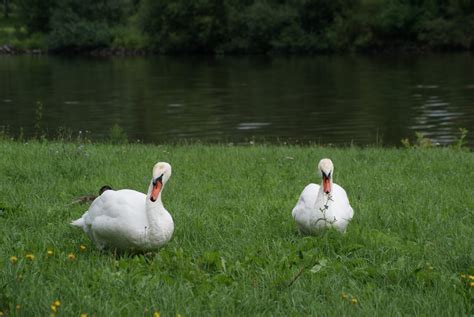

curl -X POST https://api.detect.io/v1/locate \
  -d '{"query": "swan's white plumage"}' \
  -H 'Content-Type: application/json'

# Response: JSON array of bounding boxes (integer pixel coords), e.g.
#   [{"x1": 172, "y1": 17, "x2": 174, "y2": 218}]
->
[
  {"x1": 292, "y1": 159, "x2": 353, "y2": 234},
  {"x1": 71, "y1": 162, "x2": 174, "y2": 251}
]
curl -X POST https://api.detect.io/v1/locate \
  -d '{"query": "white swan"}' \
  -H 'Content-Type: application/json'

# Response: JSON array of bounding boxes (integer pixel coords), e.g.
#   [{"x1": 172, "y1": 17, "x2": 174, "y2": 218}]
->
[
  {"x1": 292, "y1": 158, "x2": 353, "y2": 234},
  {"x1": 71, "y1": 162, "x2": 174, "y2": 251}
]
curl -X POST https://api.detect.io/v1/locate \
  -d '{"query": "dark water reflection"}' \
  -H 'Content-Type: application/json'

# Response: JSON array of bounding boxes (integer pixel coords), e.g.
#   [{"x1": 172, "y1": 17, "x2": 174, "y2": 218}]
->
[{"x1": 1, "y1": 54, "x2": 473, "y2": 147}]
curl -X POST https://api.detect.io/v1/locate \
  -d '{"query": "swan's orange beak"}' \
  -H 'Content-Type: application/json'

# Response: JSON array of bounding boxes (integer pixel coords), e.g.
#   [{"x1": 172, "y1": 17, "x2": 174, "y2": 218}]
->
[
  {"x1": 150, "y1": 178, "x2": 162, "y2": 202},
  {"x1": 323, "y1": 173, "x2": 331, "y2": 194}
]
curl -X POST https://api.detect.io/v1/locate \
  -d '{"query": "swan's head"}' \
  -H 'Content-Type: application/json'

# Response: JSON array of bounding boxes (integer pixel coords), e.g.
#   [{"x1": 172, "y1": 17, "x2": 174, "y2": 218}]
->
[
  {"x1": 150, "y1": 162, "x2": 172, "y2": 202},
  {"x1": 318, "y1": 158, "x2": 334, "y2": 194}
]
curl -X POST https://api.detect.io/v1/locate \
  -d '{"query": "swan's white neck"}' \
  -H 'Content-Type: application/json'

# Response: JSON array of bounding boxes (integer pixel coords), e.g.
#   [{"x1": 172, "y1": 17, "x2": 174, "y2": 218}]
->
[{"x1": 145, "y1": 183, "x2": 169, "y2": 240}]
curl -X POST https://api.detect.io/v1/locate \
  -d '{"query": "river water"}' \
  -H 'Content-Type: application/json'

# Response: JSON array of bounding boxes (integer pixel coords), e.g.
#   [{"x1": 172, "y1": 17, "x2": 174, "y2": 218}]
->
[{"x1": 1, "y1": 54, "x2": 473, "y2": 147}]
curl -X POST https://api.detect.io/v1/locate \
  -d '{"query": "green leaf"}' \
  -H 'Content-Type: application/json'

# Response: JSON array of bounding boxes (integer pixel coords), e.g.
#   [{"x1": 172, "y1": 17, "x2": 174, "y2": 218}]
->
[{"x1": 310, "y1": 259, "x2": 328, "y2": 273}]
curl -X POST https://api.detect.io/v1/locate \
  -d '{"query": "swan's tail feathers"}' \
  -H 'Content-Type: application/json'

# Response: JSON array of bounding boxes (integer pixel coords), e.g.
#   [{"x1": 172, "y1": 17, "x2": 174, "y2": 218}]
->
[
  {"x1": 71, "y1": 217, "x2": 85, "y2": 228},
  {"x1": 99, "y1": 185, "x2": 112, "y2": 195}
]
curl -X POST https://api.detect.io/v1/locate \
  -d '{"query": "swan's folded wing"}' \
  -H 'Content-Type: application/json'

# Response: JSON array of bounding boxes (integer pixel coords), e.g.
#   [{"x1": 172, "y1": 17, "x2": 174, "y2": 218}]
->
[
  {"x1": 83, "y1": 189, "x2": 148, "y2": 247},
  {"x1": 85, "y1": 189, "x2": 146, "y2": 221},
  {"x1": 332, "y1": 183, "x2": 354, "y2": 221},
  {"x1": 292, "y1": 183, "x2": 319, "y2": 218}
]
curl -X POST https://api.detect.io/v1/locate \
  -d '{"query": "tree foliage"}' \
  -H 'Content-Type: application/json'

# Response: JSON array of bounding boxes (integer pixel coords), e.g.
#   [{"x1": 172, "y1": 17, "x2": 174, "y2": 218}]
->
[
  {"x1": 17, "y1": 0, "x2": 54, "y2": 33},
  {"x1": 137, "y1": 0, "x2": 228, "y2": 53},
  {"x1": 14, "y1": 0, "x2": 474, "y2": 53}
]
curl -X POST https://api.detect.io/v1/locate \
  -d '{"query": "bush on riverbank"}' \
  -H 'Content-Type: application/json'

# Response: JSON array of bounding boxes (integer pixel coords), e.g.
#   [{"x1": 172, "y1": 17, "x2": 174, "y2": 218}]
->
[
  {"x1": 0, "y1": 140, "x2": 473, "y2": 315},
  {"x1": 1, "y1": 0, "x2": 474, "y2": 54}
]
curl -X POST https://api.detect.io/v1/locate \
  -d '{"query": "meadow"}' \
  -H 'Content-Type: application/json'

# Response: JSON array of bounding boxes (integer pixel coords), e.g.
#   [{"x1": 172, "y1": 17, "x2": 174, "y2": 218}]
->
[{"x1": 0, "y1": 140, "x2": 473, "y2": 316}]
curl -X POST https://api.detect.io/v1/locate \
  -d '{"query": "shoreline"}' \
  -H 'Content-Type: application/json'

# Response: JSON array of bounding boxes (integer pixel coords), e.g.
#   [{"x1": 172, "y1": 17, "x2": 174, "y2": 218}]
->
[{"x1": 1, "y1": 43, "x2": 473, "y2": 57}]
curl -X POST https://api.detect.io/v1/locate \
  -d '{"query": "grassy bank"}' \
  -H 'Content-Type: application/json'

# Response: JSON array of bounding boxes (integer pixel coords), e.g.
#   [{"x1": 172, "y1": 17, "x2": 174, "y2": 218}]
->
[
  {"x1": 0, "y1": 16, "x2": 46, "y2": 52},
  {"x1": 0, "y1": 140, "x2": 473, "y2": 316}
]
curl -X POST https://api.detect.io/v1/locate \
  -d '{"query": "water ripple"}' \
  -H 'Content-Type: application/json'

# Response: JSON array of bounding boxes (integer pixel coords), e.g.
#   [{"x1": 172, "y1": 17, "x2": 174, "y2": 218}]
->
[{"x1": 237, "y1": 122, "x2": 271, "y2": 130}]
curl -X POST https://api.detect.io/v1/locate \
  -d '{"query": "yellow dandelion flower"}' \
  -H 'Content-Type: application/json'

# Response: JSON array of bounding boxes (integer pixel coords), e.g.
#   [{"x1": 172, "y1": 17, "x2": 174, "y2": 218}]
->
[
  {"x1": 470, "y1": 282, "x2": 474, "y2": 287},
  {"x1": 469, "y1": 275, "x2": 474, "y2": 281},
  {"x1": 80, "y1": 245, "x2": 87, "y2": 252},
  {"x1": 51, "y1": 305, "x2": 57, "y2": 312},
  {"x1": 153, "y1": 312, "x2": 160, "y2": 317},
  {"x1": 341, "y1": 293, "x2": 349, "y2": 300},
  {"x1": 10, "y1": 256, "x2": 18, "y2": 264},
  {"x1": 25, "y1": 254, "x2": 35, "y2": 261},
  {"x1": 53, "y1": 300, "x2": 61, "y2": 307},
  {"x1": 351, "y1": 298, "x2": 358, "y2": 305},
  {"x1": 67, "y1": 253, "x2": 76, "y2": 261},
  {"x1": 47, "y1": 250, "x2": 54, "y2": 256},
  {"x1": 80, "y1": 314, "x2": 88, "y2": 317},
  {"x1": 0, "y1": 310, "x2": 4, "y2": 316},
  {"x1": 16, "y1": 304, "x2": 21, "y2": 310}
]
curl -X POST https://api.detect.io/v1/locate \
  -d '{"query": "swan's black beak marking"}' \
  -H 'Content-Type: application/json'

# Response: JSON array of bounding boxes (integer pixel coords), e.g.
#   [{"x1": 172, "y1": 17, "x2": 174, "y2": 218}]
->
[
  {"x1": 322, "y1": 171, "x2": 331, "y2": 179},
  {"x1": 322, "y1": 171, "x2": 332, "y2": 194},
  {"x1": 152, "y1": 174, "x2": 164, "y2": 186}
]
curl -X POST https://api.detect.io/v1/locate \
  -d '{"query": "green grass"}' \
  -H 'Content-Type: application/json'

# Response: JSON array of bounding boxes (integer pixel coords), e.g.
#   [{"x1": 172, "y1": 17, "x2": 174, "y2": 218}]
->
[{"x1": 0, "y1": 140, "x2": 473, "y2": 316}]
